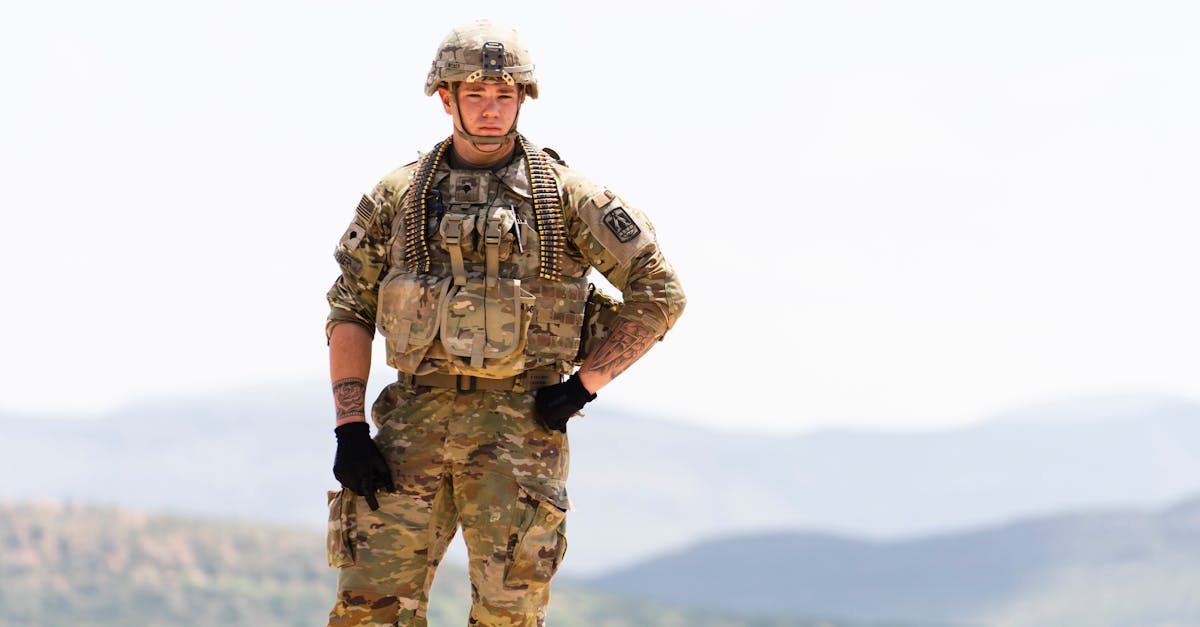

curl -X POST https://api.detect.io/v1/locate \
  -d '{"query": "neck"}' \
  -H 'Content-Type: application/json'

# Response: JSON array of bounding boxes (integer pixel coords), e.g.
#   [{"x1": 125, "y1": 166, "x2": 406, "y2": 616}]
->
[{"x1": 450, "y1": 131, "x2": 517, "y2": 167}]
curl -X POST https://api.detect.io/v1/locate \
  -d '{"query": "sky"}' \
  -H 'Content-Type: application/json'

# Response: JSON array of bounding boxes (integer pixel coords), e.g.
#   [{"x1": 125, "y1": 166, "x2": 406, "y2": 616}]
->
[{"x1": 1, "y1": 0, "x2": 1198, "y2": 434}]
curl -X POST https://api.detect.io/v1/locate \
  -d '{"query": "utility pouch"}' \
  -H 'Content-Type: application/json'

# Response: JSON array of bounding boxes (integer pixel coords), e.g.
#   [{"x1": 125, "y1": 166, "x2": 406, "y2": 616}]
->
[
  {"x1": 439, "y1": 272, "x2": 534, "y2": 377},
  {"x1": 326, "y1": 489, "x2": 357, "y2": 569},
  {"x1": 377, "y1": 270, "x2": 451, "y2": 374},
  {"x1": 525, "y1": 277, "x2": 589, "y2": 362},
  {"x1": 574, "y1": 284, "x2": 623, "y2": 365},
  {"x1": 477, "y1": 205, "x2": 519, "y2": 266}
]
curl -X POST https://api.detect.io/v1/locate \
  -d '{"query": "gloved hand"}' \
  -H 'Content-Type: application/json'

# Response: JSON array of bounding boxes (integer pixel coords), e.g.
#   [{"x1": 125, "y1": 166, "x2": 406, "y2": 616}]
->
[
  {"x1": 333, "y1": 421, "x2": 395, "y2": 511},
  {"x1": 534, "y1": 373, "x2": 597, "y2": 433}
]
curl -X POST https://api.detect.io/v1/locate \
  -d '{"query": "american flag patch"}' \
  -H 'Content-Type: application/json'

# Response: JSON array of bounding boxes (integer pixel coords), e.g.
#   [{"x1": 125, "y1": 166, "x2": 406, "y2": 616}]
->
[{"x1": 355, "y1": 195, "x2": 375, "y2": 227}]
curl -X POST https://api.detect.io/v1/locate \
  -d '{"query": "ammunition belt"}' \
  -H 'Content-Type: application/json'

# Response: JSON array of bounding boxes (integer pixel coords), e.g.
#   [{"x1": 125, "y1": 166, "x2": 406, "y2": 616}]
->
[
  {"x1": 518, "y1": 135, "x2": 565, "y2": 281},
  {"x1": 402, "y1": 135, "x2": 565, "y2": 280},
  {"x1": 402, "y1": 138, "x2": 451, "y2": 273}
]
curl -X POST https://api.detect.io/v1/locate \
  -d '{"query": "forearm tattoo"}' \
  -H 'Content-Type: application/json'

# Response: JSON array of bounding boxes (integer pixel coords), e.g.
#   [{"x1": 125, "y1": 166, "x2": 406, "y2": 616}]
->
[
  {"x1": 586, "y1": 318, "x2": 657, "y2": 381},
  {"x1": 333, "y1": 378, "x2": 367, "y2": 421}
]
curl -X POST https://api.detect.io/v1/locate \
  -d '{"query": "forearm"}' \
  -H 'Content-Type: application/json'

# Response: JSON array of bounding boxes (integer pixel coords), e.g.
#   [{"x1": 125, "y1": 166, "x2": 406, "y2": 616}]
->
[
  {"x1": 329, "y1": 321, "x2": 373, "y2": 426},
  {"x1": 576, "y1": 317, "x2": 658, "y2": 394}
]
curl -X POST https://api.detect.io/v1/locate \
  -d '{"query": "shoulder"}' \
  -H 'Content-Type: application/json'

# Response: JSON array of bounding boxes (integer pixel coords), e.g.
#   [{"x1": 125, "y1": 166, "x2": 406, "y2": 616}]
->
[
  {"x1": 550, "y1": 161, "x2": 655, "y2": 263},
  {"x1": 550, "y1": 161, "x2": 611, "y2": 210},
  {"x1": 352, "y1": 160, "x2": 418, "y2": 229},
  {"x1": 374, "y1": 161, "x2": 420, "y2": 205}
]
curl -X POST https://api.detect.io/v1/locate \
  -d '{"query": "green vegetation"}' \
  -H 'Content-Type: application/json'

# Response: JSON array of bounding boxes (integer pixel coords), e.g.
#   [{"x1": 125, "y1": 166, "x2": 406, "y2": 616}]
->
[
  {"x1": 1, "y1": 502, "x2": 869, "y2": 627},
  {"x1": 1, "y1": 502, "x2": 330, "y2": 626}
]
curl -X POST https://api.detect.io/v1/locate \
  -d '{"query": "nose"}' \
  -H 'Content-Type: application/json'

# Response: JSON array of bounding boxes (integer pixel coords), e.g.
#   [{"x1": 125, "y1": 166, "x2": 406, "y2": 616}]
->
[{"x1": 481, "y1": 98, "x2": 500, "y2": 117}]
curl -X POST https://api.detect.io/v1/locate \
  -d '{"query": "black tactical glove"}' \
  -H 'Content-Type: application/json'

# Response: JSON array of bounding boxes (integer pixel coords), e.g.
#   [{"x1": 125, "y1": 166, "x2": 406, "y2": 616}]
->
[
  {"x1": 534, "y1": 373, "x2": 597, "y2": 433},
  {"x1": 333, "y1": 422, "x2": 395, "y2": 511}
]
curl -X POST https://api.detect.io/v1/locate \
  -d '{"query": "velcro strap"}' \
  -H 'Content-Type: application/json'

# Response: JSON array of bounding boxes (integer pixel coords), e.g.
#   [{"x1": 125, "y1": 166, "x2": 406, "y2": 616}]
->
[
  {"x1": 395, "y1": 319, "x2": 412, "y2": 349},
  {"x1": 485, "y1": 216, "x2": 502, "y2": 287},
  {"x1": 442, "y1": 215, "x2": 469, "y2": 286},
  {"x1": 470, "y1": 333, "x2": 486, "y2": 368}
]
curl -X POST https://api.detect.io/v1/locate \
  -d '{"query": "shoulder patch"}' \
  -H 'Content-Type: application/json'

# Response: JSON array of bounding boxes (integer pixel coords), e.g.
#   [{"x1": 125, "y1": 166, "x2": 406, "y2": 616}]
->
[
  {"x1": 354, "y1": 194, "x2": 376, "y2": 228},
  {"x1": 334, "y1": 246, "x2": 363, "y2": 274},
  {"x1": 602, "y1": 207, "x2": 642, "y2": 243},
  {"x1": 339, "y1": 222, "x2": 367, "y2": 252}
]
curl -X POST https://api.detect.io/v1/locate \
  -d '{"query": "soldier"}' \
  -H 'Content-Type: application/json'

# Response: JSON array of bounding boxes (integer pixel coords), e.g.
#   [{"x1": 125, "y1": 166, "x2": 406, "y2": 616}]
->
[{"x1": 324, "y1": 20, "x2": 685, "y2": 626}]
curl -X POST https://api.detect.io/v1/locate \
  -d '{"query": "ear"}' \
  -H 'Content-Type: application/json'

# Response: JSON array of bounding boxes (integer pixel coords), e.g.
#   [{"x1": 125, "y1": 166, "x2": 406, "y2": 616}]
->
[{"x1": 437, "y1": 86, "x2": 454, "y2": 114}]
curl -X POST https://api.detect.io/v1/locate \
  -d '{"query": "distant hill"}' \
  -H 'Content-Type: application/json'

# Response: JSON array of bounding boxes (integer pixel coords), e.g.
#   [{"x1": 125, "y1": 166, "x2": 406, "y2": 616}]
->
[
  {"x1": 0, "y1": 501, "x2": 334, "y2": 627},
  {"x1": 586, "y1": 495, "x2": 1200, "y2": 627},
  {"x1": 3, "y1": 386, "x2": 1200, "y2": 574},
  {"x1": 0, "y1": 501, "x2": 897, "y2": 627}
]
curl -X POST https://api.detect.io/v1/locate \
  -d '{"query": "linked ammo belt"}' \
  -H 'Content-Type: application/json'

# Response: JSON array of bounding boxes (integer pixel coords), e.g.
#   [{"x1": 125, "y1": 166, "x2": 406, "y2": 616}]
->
[{"x1": 400, "y1": 368, "x2": 562, "y2": 392}]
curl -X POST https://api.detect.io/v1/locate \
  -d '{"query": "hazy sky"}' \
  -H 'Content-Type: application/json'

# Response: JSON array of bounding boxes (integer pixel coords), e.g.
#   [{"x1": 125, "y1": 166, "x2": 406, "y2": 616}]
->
[{"x1": 2, "y1": 0, "x2": 1198, "y2": 433}]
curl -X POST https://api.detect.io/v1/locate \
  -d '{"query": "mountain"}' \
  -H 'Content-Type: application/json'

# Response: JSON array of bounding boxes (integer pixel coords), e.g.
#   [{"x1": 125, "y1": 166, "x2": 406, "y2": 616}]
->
[
  {"x1": 4, "y1": 386, "x2": 1200, "y2": 574},
  {"x1": 586, "y1": 495, "x2": 1200, "y2": 627},
  {"x1": 0, "y1": 501, "x2": 901, "y2": 627}
]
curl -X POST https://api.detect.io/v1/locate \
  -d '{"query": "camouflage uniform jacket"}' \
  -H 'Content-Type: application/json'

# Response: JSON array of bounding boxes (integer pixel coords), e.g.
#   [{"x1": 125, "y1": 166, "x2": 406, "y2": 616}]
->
[{"x1": 326, "y1": 138, "x2": 685, "y2": 378}]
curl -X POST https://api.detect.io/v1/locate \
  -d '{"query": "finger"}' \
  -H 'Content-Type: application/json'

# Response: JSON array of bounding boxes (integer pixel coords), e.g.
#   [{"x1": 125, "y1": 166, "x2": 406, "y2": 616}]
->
[
  {"x1": 359, "y1": 477, "x2": 380, "y2": 511},
  {"x1": 373, "y1": 461, "x2": 396, "y2": 492},
  {"x1": 370, "y1": 454, "x2": 396, "y2": 492}
]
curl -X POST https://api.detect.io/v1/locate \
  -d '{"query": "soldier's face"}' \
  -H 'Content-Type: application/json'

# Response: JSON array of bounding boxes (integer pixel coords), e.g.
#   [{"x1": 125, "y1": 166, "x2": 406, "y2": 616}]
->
[{"x1": 440, "y1": 82, "x2": 523, "y2": 139}]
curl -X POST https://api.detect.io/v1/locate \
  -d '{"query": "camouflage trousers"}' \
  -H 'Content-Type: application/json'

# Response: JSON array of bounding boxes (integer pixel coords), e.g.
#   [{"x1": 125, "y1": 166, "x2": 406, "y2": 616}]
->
[{"x1": 327, "y1": 382, "x2": 571, "y2": 627}]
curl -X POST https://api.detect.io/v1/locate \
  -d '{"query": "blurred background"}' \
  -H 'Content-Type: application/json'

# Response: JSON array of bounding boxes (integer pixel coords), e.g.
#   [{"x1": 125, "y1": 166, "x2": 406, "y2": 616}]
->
[{"x1": 2, "y1": 1, "x2": 1199, "y2": 625}]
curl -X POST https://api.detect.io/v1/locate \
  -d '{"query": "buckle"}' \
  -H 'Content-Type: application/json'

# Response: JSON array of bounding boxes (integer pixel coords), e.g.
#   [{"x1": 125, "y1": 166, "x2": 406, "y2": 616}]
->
[{"x1": 455, "y1": 375, "x2": 476, "y2": 393}]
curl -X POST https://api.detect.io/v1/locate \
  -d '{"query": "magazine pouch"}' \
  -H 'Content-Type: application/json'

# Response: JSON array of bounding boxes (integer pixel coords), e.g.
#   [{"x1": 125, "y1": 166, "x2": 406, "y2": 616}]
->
[
  {"x1": 376, "y1": 270, "x2": 451, "y2": 374},
  {"x1": 439, "y1": 272, "x2": 534, "y2": 378}
]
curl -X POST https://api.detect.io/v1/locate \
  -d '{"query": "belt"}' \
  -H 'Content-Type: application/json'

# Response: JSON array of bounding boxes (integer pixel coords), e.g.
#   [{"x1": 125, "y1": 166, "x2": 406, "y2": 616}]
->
[{"x1": 399, "y1": 368, "x2": 563, "y2": 393}]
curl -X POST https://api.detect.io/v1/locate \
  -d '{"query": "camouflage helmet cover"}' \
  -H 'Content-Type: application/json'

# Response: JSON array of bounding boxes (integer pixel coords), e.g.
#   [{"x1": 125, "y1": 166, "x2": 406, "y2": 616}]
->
[{"x1": 424, "y1": 20, "x2": 539, "y2": 99}]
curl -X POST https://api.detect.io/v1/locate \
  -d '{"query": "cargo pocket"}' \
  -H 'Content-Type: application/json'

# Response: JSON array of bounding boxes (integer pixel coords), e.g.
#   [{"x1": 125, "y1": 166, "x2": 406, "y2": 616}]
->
[
  {"x1": 504, "y1": 477, "x2": 569, "y2": 587},
  {"x1": 326, "y1": 489, "x2": 357, "y2": 569}
]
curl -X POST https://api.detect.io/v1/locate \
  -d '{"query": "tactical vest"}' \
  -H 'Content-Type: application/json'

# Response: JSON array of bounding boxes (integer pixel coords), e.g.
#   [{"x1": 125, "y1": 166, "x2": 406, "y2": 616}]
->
[{"x1": 375, "y1": 136, "x2": 592, "y2": 379}]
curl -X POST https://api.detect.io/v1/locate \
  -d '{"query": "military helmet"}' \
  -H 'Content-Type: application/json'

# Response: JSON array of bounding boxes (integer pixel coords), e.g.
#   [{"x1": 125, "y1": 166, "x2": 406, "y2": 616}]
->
[{"x1": 424, "y1": 20, "x2": 539, "y2": 99}]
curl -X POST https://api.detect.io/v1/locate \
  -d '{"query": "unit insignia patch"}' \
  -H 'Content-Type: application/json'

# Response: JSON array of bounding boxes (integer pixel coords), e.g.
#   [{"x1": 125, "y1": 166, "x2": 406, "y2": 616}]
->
[{"x1": 602, "y1": 207, "x2": 641, "y2": 243}]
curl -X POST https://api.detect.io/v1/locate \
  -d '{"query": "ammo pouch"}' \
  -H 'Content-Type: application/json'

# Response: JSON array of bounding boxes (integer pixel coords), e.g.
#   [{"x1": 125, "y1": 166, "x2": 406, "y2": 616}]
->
[
  {"x1": 574, "y1": 284, "x2": 623, "y2": 365},
  {"x1": 439, "y1": 272, "x2": 535, "y2": 378},
  {"x1": 376, "y1": 270, "x2": 451, "y2": 373},
  {"x1": 438, "y1": 212, "x2": 479, "y2": 266},
  {"x1": 439, "y1": 206, "x2": 519, "y2": 267}
]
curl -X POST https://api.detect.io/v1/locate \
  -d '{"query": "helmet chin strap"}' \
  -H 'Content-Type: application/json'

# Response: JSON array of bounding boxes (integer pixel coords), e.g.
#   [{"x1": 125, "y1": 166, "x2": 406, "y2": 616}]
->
[{"x1": 449, "y1": 83, "x2": 521, "y2": 153}]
